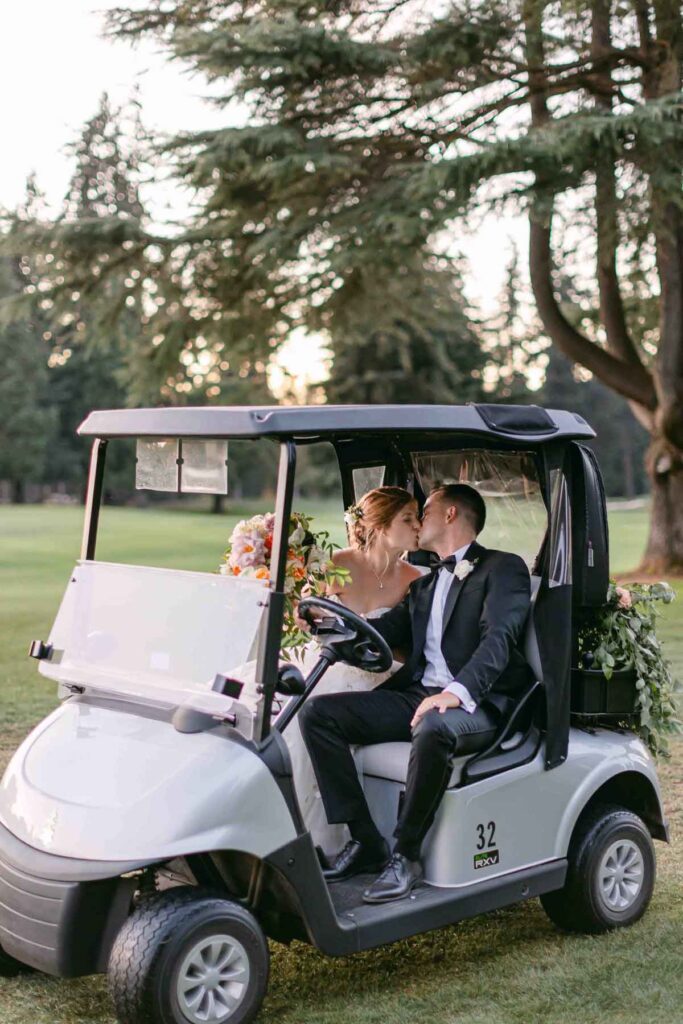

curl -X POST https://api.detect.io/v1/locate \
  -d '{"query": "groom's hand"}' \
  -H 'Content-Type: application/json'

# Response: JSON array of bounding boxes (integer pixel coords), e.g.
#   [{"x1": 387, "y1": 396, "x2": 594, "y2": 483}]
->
[{"x1": 410, "y1": 691, "x2": 461, "y2": 728}]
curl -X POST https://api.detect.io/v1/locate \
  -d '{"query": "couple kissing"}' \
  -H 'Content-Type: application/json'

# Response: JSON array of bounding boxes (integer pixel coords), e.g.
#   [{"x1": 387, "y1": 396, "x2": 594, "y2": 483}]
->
[{"x1": 297, "y1": 483, "x2": 533, "y2": 904}]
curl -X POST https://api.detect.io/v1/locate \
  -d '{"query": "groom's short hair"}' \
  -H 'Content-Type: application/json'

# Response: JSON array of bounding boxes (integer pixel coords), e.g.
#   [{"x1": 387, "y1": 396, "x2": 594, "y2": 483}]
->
[{"x1": 431, "y1": 484, "x2": 486, "y2": 535}]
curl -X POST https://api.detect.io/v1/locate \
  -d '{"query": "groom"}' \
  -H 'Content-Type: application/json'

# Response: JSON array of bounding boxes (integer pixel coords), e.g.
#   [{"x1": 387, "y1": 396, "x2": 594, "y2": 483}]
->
[{"x1": 299, "y1": 483, "x2": 532, "y2": 903}]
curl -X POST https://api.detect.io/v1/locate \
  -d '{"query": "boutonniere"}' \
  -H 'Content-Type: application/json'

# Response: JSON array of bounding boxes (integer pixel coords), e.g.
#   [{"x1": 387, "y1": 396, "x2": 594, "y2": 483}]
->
[{"x1": 454, "y1": 558, "x2": 478, "y2": 581}]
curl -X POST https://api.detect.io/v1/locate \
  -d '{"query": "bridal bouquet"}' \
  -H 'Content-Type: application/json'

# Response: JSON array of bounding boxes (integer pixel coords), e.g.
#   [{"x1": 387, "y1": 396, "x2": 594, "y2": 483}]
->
[{"x1": 219, "y1": 511, "x2": 349, "y2": 652}]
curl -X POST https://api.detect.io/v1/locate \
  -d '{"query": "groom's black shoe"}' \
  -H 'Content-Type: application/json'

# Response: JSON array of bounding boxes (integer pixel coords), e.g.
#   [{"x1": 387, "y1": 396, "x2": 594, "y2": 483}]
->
[
  {"x1": 362, "y1": 853, "x2": 423, "y2": 903},
  {"x1": 323, "y1": 839, "x2": 390, "y2": 883}
]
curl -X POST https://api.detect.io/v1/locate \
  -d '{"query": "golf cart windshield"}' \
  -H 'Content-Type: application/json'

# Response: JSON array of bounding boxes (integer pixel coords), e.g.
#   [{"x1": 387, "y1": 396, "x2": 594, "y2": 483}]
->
[
  {"x1": 39, "y1": 561, "x2": 267, "y2": 715},
  {"x1": 38, "y1": 435, "x2": 280, "y2": 717}
]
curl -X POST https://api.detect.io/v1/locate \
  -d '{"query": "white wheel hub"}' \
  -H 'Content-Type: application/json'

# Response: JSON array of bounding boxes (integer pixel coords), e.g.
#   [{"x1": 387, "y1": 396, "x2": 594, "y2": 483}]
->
[
  {"x1": 175, "y1": 934, "x2": 250, "y2": 1023},
  {"x1": 598, "y1": 838, "x2": 645, "y2": 912}
]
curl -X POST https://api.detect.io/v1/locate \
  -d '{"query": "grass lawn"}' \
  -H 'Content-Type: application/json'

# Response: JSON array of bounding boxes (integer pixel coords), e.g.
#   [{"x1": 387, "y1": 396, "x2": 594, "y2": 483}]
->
[{"x1": 0, "y1": 501, "x2": 680, "y2": 1024}]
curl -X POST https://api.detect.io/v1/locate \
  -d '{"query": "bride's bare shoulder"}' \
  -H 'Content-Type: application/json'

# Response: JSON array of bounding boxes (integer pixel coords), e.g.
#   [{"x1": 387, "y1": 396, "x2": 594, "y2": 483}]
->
[{"x1": 332, "y1": 547, "x2": 360, "y2": 567}]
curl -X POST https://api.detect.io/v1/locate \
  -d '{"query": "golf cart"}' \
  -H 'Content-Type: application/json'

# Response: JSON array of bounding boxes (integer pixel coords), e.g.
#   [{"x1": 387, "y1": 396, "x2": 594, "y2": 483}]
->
[{"x1": 0, "y1": 403, "x2": 668, "y2": 1024}]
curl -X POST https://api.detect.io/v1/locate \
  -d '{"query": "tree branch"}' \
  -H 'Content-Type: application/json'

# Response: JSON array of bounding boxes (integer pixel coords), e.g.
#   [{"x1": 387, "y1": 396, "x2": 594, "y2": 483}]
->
[
  {"x1": 529, "y1": 218, "x2": 656, "y2": 407},
  {"x1": 592, "y1": 0, "x2": 647, "y2": 370}
]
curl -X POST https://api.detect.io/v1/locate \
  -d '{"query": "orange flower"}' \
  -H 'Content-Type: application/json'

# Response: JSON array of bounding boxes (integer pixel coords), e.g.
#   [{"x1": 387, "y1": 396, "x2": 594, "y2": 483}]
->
[
  {"x1": 292, "y1": 566, "x2": 306, "y2": 580},
  {"x1": 265, "y1": 534, "x2": 273, "y2": 552},
  {"x1": 232, "y1": 566, "x2": 241, "y2": 576},
  {"x1": 255, "y1": 567, "x2": 270, "y2": 580}
]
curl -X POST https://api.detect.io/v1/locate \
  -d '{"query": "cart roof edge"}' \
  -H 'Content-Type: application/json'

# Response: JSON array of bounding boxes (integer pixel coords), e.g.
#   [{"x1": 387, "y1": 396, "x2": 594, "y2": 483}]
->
[{"x1": 77, "y1": 404, "x2": 596, "y2": 442}]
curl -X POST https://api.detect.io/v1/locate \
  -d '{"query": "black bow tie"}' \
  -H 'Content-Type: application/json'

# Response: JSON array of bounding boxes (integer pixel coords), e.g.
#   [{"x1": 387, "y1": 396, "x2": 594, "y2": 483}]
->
[{"x1": 433, "y1": 556, "x2": 458, "y2": 573}]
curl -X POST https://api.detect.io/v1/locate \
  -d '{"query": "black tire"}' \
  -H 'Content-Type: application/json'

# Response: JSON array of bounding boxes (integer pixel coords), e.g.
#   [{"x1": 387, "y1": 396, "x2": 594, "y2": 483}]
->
[
  {"x1": 541, "y1": 804, "x2": 656, "y2": 934},
  {"x1": 109, "y1": 887, "x2": 269, "y2": 1024},
  {"x1": 0, "y1": 943, "x2": 34, "y2": 977}
]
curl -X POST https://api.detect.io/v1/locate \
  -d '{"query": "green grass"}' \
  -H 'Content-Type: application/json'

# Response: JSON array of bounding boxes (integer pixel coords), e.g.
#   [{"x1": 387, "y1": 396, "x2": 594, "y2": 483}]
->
[{"x1": 0, "y1": 501, "x2": 681, "y2": 1024}]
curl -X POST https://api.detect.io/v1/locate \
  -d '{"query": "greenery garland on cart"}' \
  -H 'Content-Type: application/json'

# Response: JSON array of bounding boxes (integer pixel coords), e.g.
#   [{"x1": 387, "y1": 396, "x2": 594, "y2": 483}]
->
[{"x1": 577, "y1": 582, "x2": 682, "y2": 757}]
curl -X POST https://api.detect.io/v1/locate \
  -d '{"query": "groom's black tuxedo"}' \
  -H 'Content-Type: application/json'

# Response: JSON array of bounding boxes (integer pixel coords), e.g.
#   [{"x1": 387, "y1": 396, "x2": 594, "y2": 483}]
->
[
  {"x1": 373, "y1": 540, "x2": 533, "y2": 717},
  {"x1": 299, "y1": 540, "x2": 533, "y2": 861}
]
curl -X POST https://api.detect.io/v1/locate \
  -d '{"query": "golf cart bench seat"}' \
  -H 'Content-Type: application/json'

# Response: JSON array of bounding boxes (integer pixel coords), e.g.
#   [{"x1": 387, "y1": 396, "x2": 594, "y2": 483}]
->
[
  {"x1": 358, "y1": 728, "x2": 529, "y2": 790},
  {"x1": 357, "y1": 576, "x2": 543, "y2": 789}
]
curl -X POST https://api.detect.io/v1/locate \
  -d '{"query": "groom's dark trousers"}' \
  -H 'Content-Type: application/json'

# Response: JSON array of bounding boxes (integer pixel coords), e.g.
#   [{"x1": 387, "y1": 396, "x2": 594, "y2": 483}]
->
[{"x1": 299, "y1": 541, "x2": 532, "y2": 857}]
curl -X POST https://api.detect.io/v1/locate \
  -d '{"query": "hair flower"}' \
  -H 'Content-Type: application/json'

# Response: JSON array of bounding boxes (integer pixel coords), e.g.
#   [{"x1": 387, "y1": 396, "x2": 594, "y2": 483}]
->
[{"x1": 343, "y1": 503, "x2": 364, "y2": 527}]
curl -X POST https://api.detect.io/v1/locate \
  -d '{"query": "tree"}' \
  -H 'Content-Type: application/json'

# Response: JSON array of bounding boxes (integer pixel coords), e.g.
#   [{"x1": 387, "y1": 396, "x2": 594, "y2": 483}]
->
[
  {"x1": 5, "y1": 2, "x2": 682, "y2": 567},
  {"x1": 482, "y1": 243, "x2": 549, "y2": 401},
  {"x1": 539, "y1": 346, "x2": 649, "y2": 498},
  {"x1": 0, "y1": 257, "x2": 54, "y2": 501},
  {"x1": 325, "y1": 265, "x2": 487, "y2": 404}
]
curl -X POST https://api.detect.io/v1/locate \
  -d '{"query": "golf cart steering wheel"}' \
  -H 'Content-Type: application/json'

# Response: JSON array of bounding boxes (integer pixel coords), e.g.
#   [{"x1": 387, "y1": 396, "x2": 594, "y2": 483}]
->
[{"x1": 298, "y1": 596, "x2": 393, "y2": 673}]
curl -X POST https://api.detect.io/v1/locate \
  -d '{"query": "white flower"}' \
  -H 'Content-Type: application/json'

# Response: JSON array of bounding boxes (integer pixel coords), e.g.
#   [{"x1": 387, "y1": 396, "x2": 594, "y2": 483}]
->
[
  {"x1": 289, "y1": 524, "x2": 305, "y2": 546},
  {"x1": 454, "y1": 558, "x2": 477, "y2": 581},
  {"x1": 306, "y1": 545, "x2": 328, "y2": 573}
]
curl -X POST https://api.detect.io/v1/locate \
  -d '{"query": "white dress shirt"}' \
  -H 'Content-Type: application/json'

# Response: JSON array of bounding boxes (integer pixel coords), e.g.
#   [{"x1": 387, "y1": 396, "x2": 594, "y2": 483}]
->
[{"x1": 421, "y1": 542, "x2": 477, "y2": 713}]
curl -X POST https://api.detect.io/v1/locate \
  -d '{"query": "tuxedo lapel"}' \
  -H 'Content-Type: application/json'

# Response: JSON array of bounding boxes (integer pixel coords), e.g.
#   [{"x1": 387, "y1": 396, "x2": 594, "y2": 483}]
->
[
  {"x1": 441, "y1": 541, "x2": 485, "y2": 636},
  {"x1": 411, "y1": 570, "x2": 438, "y2": 656}
]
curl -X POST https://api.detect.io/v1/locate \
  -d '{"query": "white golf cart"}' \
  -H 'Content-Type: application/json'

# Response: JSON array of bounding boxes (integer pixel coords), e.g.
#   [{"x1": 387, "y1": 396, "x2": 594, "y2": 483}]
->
[{"x1": 0, "y1": 403, "x2": 668, "y2": 1024}]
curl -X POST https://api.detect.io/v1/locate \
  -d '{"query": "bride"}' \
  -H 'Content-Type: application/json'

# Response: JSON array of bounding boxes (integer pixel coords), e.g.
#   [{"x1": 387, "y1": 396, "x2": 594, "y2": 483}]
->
[{"x1": 281, "y1": 486, "x2": 424, "y2": 856}]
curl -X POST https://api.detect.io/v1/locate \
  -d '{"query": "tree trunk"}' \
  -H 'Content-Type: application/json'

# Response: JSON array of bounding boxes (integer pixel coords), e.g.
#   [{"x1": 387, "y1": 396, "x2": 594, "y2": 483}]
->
[
  {"x1": 211, "y1": 494, "x2": 225, "y2": 514},
  {"x1": 621, "y1": 435, "x2": 636, "y2": 499},
  {"x1": 11, "y1": 479, "x2": 25, "y2": 504},
  {"x1": 640, "y1": 438, "x2": 683, "y2": 573}
]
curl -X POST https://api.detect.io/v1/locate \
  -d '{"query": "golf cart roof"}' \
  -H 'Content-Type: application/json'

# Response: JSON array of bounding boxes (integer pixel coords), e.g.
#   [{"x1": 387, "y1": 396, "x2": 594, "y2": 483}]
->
[{"x1": 78, "y1": 404, "x2": 595, "y2": 443}]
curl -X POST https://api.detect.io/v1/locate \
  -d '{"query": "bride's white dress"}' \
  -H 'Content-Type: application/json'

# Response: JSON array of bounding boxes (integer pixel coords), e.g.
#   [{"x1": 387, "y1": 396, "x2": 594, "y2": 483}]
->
[{"x1": 237, "y1": 606, "x2": 399, "y2": 857}]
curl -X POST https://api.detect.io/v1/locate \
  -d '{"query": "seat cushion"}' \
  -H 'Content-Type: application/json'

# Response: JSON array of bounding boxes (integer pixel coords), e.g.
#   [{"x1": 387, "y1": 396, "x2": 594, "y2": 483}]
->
[
  {"x1": 358, "y1": 742, "x2": 469, "y2": 789},
  {"x1": 358, "y1": 732, "x2": 526, "y2": 789}
]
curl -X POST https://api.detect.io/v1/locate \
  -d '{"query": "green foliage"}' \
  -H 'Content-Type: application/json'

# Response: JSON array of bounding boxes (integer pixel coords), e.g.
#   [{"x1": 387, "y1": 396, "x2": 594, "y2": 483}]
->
[
  {"x1": 0, "y1": 259, "x2": 55, "y2": 497},
  {"x1": 577, "y1": 582, "x2": 683, "y2": 757},
  {"x1": 2, "y1": 0, "x2": 681, "y2": 442},
  {"x1": 325, "y1": 264, "x2": 486, "y2": 404}
]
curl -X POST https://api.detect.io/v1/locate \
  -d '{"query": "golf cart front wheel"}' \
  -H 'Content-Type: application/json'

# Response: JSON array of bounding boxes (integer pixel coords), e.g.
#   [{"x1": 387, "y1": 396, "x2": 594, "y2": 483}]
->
[
  {"x1": 541, "y1": 805, "x2": 655, "y2": 934},
  {"x1": 109, "y1": 887, "x2": 269, "y2": 1024}
]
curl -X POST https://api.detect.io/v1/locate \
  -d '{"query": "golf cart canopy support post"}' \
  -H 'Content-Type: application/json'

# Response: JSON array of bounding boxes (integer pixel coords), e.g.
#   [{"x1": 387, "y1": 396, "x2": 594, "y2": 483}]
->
[
  {"x1": 256, "y1": 441, "x2": 297, "y2": 742},
  {"x1": 81, "y1": 439, "x2": 107, "y2": 561}
]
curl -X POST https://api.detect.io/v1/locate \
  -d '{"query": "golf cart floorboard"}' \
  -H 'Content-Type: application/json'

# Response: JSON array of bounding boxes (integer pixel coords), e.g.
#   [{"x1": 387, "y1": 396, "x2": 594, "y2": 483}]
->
[{"x1": 321, "y1": 861, "x2": 568, "y2": 953}]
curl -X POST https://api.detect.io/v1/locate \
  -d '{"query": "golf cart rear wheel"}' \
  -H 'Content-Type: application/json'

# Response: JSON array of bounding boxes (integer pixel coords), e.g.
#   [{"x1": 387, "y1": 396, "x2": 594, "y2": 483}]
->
[
  {"x1": 541, "y1": 805, "x2": 655, "y2": 934},
  {"x1": 109, "y1": 887, "x2": 269, "y2": 1024}
]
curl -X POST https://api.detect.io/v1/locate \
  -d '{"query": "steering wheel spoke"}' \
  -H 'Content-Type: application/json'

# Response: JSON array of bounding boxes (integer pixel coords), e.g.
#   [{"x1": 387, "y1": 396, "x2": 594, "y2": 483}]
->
[{"x1": 298, "y1": 598, "x2": 393, "y2": 673}]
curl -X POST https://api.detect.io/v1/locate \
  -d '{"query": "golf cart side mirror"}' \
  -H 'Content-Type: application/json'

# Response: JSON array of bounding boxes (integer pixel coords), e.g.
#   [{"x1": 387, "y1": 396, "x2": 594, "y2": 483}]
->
[{"x1": 276, "y1": 664, "x2": 306, "y2": 696}]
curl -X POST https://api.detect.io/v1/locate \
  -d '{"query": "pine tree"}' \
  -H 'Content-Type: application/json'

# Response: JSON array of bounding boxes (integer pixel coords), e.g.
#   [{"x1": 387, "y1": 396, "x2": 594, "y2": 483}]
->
[
  {"x1": 482, "y1": 243, "x2": 547, "y2": 401},
  {"x1": 0, "y1": 256, "x2": 54, "y2": 501},
  {"x1": 325, "y1": 264, "x2": 486, "y2": 404}
]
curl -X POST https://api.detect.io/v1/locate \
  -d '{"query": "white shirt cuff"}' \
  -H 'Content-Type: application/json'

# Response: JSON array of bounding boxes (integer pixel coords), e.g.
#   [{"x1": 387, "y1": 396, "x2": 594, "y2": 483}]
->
[{"x1": 444, "y1": 681, "x2": 477, "y2": 713}]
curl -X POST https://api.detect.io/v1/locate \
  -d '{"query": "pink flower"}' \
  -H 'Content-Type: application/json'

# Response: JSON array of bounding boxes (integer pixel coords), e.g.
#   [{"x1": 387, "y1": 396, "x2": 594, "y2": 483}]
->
[
  {"x1": 616, "y1": 586, "x2": 633, "y2": 609},
  {"x1": 229, "y1": 532, "x2": 266, "y2": 569}
]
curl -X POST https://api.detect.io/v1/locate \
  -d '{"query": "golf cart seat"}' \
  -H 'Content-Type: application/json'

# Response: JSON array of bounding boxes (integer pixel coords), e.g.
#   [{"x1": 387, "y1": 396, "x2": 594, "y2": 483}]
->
[{"x1": 358, "y1": 576, "x2": 543, "y2": 790}]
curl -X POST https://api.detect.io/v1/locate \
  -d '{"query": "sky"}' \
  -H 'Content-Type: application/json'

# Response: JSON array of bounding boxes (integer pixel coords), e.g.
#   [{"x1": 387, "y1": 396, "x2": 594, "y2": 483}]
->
[{"x1": 1, "y1": 1, "x2": 527, "y2": 386}]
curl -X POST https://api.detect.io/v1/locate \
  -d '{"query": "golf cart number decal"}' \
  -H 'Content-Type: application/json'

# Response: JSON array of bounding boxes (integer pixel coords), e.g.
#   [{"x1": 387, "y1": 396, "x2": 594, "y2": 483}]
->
[
  {"x1": 476, "y1": 821, "x2": 496, "y2": 850},
  {"x1": 474, "y1": 822, "x2": 499, "y2": 869}
]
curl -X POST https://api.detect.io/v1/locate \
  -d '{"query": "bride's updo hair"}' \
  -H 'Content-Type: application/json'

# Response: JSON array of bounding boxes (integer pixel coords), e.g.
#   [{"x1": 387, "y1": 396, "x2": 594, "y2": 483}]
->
[{"x1": 346, "y1": 486, "x2": 415, "y2": 551}]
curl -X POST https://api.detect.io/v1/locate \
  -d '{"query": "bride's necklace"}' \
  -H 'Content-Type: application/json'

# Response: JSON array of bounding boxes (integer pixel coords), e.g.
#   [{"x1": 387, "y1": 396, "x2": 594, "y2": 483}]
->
[{"x1": 368, "y1": 554, "x2": 396, "y2": 590}]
